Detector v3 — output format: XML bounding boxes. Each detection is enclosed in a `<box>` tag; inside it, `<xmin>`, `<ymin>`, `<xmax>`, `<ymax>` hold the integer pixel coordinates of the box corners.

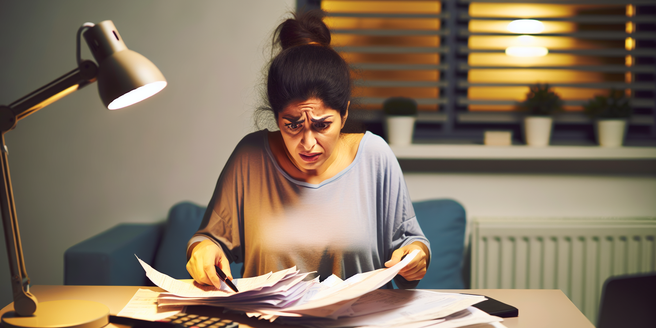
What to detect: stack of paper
<box><xmin>277</xmin><ymin>290</ymin><xmax>503</xmax><ymax>328</ymax></box>
<box><xmin>132</xmin><ymin>251</ymin><xmax>506</xmax><ymax>327</ymax></box>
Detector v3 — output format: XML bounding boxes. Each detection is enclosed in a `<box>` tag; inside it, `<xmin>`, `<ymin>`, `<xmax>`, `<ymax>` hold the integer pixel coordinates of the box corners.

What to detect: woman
<box><xmin>186</xmin><ymin>10</ymin><xmax>430</xmax><ymax>289</ymax></box>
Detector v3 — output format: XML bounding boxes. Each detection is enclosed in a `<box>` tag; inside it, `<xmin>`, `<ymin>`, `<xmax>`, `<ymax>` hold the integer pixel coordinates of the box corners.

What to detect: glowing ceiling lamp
<box><xmin>517</xmin><ymin>35</ymin><xmax>535</xmax><ymax>44</ymax></box>
<box><xmin>506</xmin><ymin>19</ymin><xmax>547</xmax><ymax>57</ymax></box>
<box><xmin>507</xmin><ymin>19</ymin><xmax>544</xmax><ymax>34</ymax></box>
<box><xmin>505</xmin><ymin>46</ymin><xmax>549</xmax><ymax>57</ymax></box>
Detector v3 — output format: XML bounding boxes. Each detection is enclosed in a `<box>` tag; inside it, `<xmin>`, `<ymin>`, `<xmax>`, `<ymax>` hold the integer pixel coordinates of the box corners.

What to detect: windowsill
<box><xmin>392</xmin><ymin>144</ymin><xmax>656</xmax><ymax>174</ymax></box>
<box><xmin>391</xmin><ymin>144</ymin><xmax>656</xmax><ymax>160</ymax></box>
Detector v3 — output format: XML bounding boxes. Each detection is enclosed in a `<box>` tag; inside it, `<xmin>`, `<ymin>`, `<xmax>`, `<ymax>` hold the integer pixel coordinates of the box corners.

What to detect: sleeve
<box><xmin>391</xmin><ymin>174</ymin><xmax>432</xmax><ymax>289</ymax></box>
<box><xmin>369</xmin><ymin>135</ymin><xmax>431</xmax><ymax>289</ymax></box>
<box><xmin>187</xmin><ymin>134</ymin><xmax>258</xmax><ymax>264</ymax></box>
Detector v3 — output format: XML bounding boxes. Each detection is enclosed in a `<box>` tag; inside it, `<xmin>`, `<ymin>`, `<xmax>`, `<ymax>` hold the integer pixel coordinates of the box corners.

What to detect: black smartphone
<box><xmin>467</xmin><ymin>294</ymin><xmax>519</xmax><ymax>318</ymax></box>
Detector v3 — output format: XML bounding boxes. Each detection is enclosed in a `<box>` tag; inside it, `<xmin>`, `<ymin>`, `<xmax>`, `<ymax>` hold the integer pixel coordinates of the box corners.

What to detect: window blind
<box><xmin>313</xmin><ymin>0</ymin><xmax>656</xmax><ymax>143</ymax></box>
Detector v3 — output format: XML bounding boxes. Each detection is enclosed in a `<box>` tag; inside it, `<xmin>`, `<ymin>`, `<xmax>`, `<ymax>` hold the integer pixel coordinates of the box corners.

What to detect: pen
<box><xmin>215</xmin><ymin>265</ymin><xmax>239</xmax><ymax>293</ymax></box>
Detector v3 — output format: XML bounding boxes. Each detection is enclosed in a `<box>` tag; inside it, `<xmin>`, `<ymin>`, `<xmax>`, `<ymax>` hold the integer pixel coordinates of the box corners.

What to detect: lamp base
<box><xmin>1</xmin><ymin>300</ymin><xmax>109</xmax><ymax>328</ymax></box>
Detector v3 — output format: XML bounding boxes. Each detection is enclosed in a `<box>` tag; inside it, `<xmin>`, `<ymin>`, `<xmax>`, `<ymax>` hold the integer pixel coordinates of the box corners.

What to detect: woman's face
<box><xmin>277</xmin><ymin>98</ymin><xmax>348</xmax><ymax>175</ymax></box>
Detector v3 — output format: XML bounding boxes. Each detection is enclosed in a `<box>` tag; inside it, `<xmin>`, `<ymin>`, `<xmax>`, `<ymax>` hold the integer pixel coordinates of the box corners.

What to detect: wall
<box><xmin>1</xmin><ymin>0</ymin><xmax>655</xmax><ymax>311</ymax></box>
<box><xmin>0</xmin><ymin>0</ymin><xmax>294</xmax><ymax>307</ymax></box>
<box><xmin>405</xmin><ymin>172</ymin><xmax>656</xmax><ymax>219</ymax></box>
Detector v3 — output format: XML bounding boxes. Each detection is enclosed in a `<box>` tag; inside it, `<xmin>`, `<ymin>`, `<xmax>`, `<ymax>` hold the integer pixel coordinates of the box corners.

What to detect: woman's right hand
<box><xmin>186</xmin><ymin>239</ymin><xmax>233</xmax><ymax>289</ymax></box>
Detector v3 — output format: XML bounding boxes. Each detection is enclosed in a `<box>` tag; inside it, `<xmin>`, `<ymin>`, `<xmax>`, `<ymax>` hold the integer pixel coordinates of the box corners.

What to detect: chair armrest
<box><xmin>64</xmin><ymin>223</ymin><xmax>163</xmax><ymax>286</ymax></box>
<box><xmin>413</xmin><ymin>199</ymin><xmax>467</xmax><ymax>289</ymax></box>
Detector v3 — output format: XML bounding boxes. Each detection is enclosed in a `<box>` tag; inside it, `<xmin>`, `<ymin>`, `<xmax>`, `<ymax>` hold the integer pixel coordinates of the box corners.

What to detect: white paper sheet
<box><xmin>116</xmin><ymin>288</ymin><xmax>183</xmax><ymax>321</ymax></box>
<box><xmin>280</xmin><ymin>291</ymin><xmax>490</xmax><ymax>328</ymax></box>
<box><xmin>136</xmin><ymin>255</ymin><xmax>298</xmax><ymax>297</ymax></box>
<box><xmin>428</xmin><ymin>307</ymin><xmax>504</xmax><ymax>328</ymax></box>
<box><xmin>272</xmin><ymin>249</ymin><xmax>420</xmax><ymax>318</ymax></box>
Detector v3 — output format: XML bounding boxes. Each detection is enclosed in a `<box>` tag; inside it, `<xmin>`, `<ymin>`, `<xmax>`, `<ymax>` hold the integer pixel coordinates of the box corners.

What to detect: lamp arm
<box><xmin>0</xmin><ymin>60</ymin><xmax>98</xmax><ymax>316</ymax></box>
<box><xmin>1</xmin><ymin>60</ymin><xmax>98</xmax><ymax>132</ymax></box>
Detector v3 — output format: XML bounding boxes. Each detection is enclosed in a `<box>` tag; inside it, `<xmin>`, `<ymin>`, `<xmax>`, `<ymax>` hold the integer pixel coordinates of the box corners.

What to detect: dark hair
<box><xmin>263</xmin><ymin>10</ymin><xmax>352</xmax><ymax>122</ymax></box>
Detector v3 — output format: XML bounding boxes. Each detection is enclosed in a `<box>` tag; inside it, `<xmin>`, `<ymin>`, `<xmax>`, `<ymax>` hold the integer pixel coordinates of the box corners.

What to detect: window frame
<box><xmin>298</xmin><ymin>0</ymin><xmax>656</xmax><ymax>146</ymax></box>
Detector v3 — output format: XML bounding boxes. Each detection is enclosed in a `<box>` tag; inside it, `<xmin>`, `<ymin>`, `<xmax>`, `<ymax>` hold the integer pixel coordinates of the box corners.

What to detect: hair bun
<box><xmin>276</xmin><ymin>10</ymin><xmax>331</xmax><ymax>50</ymax></box>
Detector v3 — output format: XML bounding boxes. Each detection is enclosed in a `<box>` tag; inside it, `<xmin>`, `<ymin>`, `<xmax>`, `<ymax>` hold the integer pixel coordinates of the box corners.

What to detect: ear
<box><xmin>340</xmin><ymin>101</ymin><xmax>350</xmax><ymax>129</ymax></box>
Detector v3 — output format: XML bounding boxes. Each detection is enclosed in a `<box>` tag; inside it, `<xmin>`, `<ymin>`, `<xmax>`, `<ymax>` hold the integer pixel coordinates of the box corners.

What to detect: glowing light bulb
<box><xmin>517</xmin><ymin>35</ymin><xmax>535</xmax><ymax>44</ymax></box>
<box><xmin>507</xmin><ymin>19</ymin><xmax>544</xmax><ymax>34</ymax></box>
<box><xmin>107</xmin><ymin>81</ymin><xmax>167</xmax><ymax>110</ymax></box>
<box><xmin>505</xmin><ymin>46</ymin><xmax>548</xmax><ymax>57</ymax></box>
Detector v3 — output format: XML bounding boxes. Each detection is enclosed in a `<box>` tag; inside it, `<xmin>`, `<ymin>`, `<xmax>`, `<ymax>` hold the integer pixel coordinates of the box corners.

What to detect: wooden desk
<box><xmin>1</xmin><ymin>286</ymin><xmax>593</xmax><ymax>328</ymax></box>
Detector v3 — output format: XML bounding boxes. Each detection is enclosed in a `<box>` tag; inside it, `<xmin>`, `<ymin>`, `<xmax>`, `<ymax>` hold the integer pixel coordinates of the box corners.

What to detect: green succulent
<box><xmin>383</xmin><ymin>97</ymin><xmax>418</xmax><ymax>116</ymax></box>
<box><xmin>583</xmin><ymin>89</ymin><xmax>631</xmax><ymax>119</ymax></box>
<box><xmin>519</xmin><ymin>83</ymin><xmax>564</xmax><ymax>116</ymax></box>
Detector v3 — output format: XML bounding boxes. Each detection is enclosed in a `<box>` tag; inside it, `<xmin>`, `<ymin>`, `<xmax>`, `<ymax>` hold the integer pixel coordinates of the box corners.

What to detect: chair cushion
<box><xmin>413</xmin><ymin>199</ymin><xmax>467</xmax><ymax>289</ymax></box>
<box><xmin>153</xmin><ymin>202</ymin><xmax>206</xmax><ymax>279</ymax></box>
<box><xmin>65</xmin><ymin>223</ymin><xmax>162</xmax><ymax>285</ymax></box>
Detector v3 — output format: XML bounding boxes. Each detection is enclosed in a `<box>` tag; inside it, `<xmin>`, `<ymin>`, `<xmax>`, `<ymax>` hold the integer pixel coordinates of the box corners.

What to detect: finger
<box><xmin>399</xmin><ymin>249</ymin><xmax>426</xmax><ymax>270</ymax></box>
<box><xmin>186</xmin><ymin>261</ymin><xmax>197</xmax><ymax>281</ymax></box>
<box><xmin>401</xmin><ymin>269</ymin><xmax>426</xmax><ymax>281</ymax></box>
<box><xmin>385</xmin><ymin>248</ymin><xmax>407</xmax><ymax>267</ymax></box>
<box><xmin>204</xmin><ymin>263</ymin><xmax>225</xmax><ymax>289</ymax></box>
<box><xmin>397</xmin><ymin>255</ymin><xmax>421</xmax><ymax>272</ymax></box>
<box><xmin>398</xmin><ymin>264</ymin><xmax>420</xmax><ymax>277</ymax></box>
<box><xmin>192</xmin><ymin>253</ymin><xmax>219</xmax><ymax>286</ymax></box>
<box><xmin>186</xmin><ymin>258</ymin><xmax>204</xmax><ymax>283</ymax></box>
<box><xmin>187</xmin><ymin>240</ymin><xmax>230</xmax><ymax>287</ymax></box>
<box><xmin>219</xmin><ymin>257</ymin><xmax>234</xmax><ymax>280</ymax></box>
<box><xmin>400</xmin><ymin>263</ymin><xmax>424</xmax><ymax>278</ymax></box>
<box><xmin>399</xmin><ymin>258</ymin><xmax>427</xmax><ymax>281</ymax></box>
<box><xmin>399</xmin><ymin>262</ymin><xmax>424</xmax><ymax>280</ymax></box>
<box><xmin>187</xmin><ymin>261</ymin><xmax>212</xmax><ymax>286</ymax></box>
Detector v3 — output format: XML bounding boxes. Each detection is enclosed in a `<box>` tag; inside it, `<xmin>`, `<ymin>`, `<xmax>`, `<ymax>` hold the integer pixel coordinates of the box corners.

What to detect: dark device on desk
<box><xmin>597</xmin><ymin>272</ymin><xmax>656</xmax><ymax>328</ymax></box>
<box><xmin>469</xmin><ymin>295</ymin><xmax>519</xmax><ymax>318</ymax></box>
<box><xmin>110</xmin><ymin>313</ymin><xmax>238</xmax><ymax>328</ymax></box>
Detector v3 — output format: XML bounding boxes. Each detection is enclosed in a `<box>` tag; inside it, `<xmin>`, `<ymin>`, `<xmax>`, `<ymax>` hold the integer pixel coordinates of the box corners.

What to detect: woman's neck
<box><xmin>268</xmin><ymin>131</ymin><xmax>363</xmax><ymax>184</ymax></box>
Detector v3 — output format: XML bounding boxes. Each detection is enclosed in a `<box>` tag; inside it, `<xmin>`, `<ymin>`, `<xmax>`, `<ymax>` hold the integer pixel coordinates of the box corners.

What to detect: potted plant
<box><xmin>383</xmin><ymin>97</ymin><xmax>418</xmax><ymax>146</ymax></box>
<box><xmin>518</xmin><ymin>83</ymin><xmax>564</xmax><ymax>147</ymax></box>
<box><xmin>583</xmin><ymin>89</ymin><xmax>631</xmax><ymax>147</ymax></box>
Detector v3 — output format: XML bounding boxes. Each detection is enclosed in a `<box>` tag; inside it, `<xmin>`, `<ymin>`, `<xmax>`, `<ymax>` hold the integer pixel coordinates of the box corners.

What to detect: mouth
<box><xmin>299</xmin><ymin>152</ymin><xmax>321</xmax><ymax>163</ymax></box>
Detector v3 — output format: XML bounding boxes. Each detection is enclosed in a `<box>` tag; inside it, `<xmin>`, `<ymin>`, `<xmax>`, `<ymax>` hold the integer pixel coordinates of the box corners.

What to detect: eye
<box><xmin>285</xmin><ymin>122</ymin><xmax>303</xmax><ymax>132</ymax></box>
<box><xmin>313</xmin><ymin>122</ymin><xmax>331</xmax><ymax>131</ymax></box>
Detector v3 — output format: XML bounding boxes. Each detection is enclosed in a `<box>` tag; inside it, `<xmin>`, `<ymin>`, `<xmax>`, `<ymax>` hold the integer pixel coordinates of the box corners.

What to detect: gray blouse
<box><xmin>189</xmin><ymin>130</ymin><xmax>430</xmax><ymax>288</ymax></box>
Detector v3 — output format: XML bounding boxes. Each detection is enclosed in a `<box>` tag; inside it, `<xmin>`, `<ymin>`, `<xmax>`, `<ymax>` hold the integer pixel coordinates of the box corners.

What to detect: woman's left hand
<box><xmin>384</xmin><ymin>241</ymin><xmax>428</xmax><ymax>281</ymax></box>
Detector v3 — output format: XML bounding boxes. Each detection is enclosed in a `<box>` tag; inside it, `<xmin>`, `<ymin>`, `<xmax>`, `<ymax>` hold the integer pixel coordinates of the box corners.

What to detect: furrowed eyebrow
<box><xmin>310</xmin><ymin>116</ymin><xmax>333</xmax><ymax>123</ymax></box>
<box><xmin>282</xmin><ymin>115</ymin><xmax>304</xmax><ymax>123</ymax></box>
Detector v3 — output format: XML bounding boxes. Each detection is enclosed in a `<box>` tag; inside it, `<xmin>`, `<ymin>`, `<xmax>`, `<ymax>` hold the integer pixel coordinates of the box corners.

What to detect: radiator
<box><xmin>471</xmin><ymin>218</ymin><xmax>656</xmax><ymax>324</ymax></box>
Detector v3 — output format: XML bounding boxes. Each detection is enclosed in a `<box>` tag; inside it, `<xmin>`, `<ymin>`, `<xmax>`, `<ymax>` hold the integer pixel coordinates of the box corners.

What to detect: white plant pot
<box><xmin>385</xmin><ymin>116</ymin><xmax>416</xmax><ymax>146</ymax></box>
<box><xmin>596</xmin><ymin>119</ymin><xmax>627</xmax><ymax>147</ymax></box>
<box><xmin>523</xmin><ymin>116</ymin><xmax>553</xmax><ymax>147</ymax></box>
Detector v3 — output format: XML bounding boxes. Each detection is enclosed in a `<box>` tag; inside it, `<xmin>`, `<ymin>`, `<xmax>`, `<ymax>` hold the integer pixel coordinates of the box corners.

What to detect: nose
<box><xmin>300</xmin><ymin>127</ymin><xmax>316</xmax><ymax>151</ymax></box>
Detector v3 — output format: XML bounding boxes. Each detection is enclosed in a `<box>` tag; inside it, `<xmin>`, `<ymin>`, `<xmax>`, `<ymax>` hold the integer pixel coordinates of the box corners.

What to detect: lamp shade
<box><xmin>84</xmin><ymin>20</ymin><xmax>166</xmax><ymax>109</ymax></box>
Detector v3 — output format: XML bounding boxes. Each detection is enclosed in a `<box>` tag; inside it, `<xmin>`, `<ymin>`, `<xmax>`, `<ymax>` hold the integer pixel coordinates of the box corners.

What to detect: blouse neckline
<box><xmin>263</xmin><ymin>130</ymin><xmax>371</xmax><ymax>189</ymax></box>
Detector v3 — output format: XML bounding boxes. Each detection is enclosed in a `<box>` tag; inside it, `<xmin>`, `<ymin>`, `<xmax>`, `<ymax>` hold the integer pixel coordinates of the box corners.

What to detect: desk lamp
<box><xmin>1</xmin><ymin>20</ymin><xmax>166</xmax><ymax>328</ymax></box>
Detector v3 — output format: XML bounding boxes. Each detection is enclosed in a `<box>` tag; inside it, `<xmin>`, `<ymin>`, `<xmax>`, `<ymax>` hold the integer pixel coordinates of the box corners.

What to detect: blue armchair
<box><xmin>65</xmin><ymin>199</ymin><xmax>466</xmax><ymax>288</ymax></box>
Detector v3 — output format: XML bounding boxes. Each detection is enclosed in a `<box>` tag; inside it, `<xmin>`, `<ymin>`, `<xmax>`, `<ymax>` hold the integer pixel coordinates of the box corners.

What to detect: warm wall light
<box><xmin>505</xmin><ymin>46</ymin><xmax>549</xmax><ymax>57</ymax></box>
<box><xmin>507</xmin><ymin>19</ymin><xmax>544</xmax><ymax>34</ymax></box>
<box><xmin>626</xmin><ymin>22</ymin><xmax>635</xmax><ymax>34</ymax></box>
<box><xmin>625</xmin><ymin>37</ymin><xmax>635</xmax><ymax>50</ymax></box>
<box><xmin>517</xmin><ymin>35</ymin><xmax>535</xmax><ymax>44</ymax></box>
<box><xmin>626</xmin><ymin>4</ymin><xmax>635</xmax><ymax>17</ymax></box>
<box><xmin>506</xmin><ymin>20</ymin><xmax>547</xmax><ymax>57</ymax></box>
